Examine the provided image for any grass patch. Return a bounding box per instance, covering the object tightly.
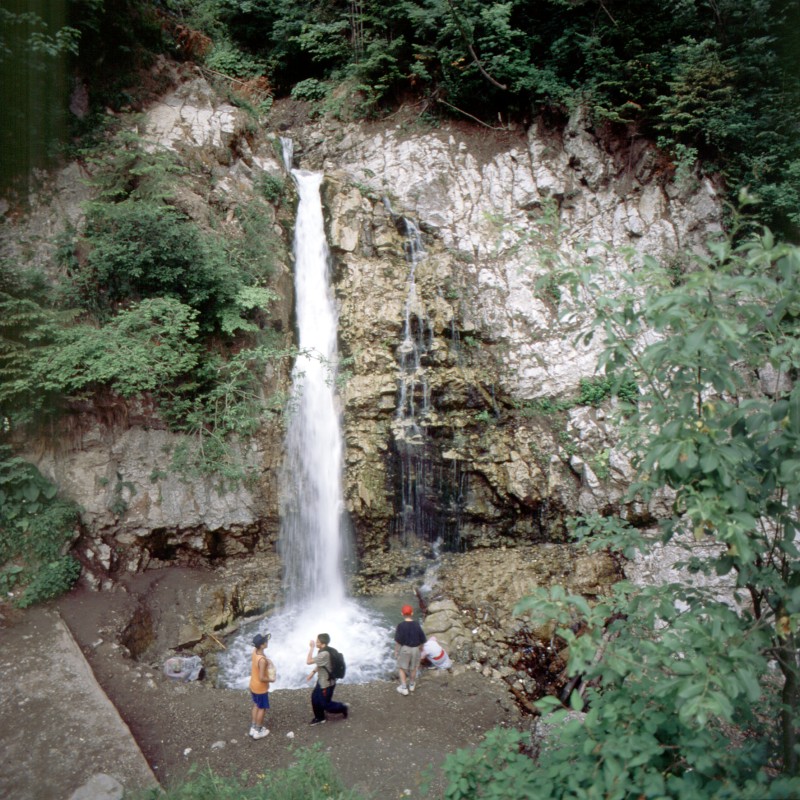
[137,745,364,800]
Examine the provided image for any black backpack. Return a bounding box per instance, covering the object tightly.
[325,646,346,681]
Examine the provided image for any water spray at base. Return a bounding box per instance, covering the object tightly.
[219,599,396,690]
[220,154,396,690]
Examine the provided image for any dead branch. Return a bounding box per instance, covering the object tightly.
[508,681,541,715]
[436,98,508,130]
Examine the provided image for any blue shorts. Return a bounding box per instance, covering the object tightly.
[251,691,270,709]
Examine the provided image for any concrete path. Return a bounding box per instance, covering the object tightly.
[0,605,159,800]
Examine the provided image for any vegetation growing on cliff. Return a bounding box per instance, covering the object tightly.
[1,129,289,466]
[3,1,799,236]
[0,447,81,607]
[442,209,800,796]
[0,121,291,600]
[157,0,799,237]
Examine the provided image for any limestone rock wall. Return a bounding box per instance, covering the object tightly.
[281,107,722,571]
[2,70,295,587]
[2,71,724,594]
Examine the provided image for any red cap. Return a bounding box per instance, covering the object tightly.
[401,605,414,616]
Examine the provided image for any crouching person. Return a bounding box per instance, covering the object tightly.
[306,633,349,724]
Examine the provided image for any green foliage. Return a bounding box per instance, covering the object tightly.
[228,199,284,283]
[290,77,330,102]
[139,744,364,799]
[256,172,286,203]
[577,376,638,408]
[0,288,71,422]
[451,582,788,800]
[0,5,80,195]
[65,199,240,332]
[0,9,80,63]
[17,557,82,608]
[2,128,288,483]
[62,131,263,336]
[7,0,798,231]
[171,0,799,234]
[83,128,187,204]
[33,298,202,399]
[511,376,637,425]
[160,339,290,484]
[346,33,409,111]
[0,289,204,423]
[441,728,539,800]
[204,39,267,78]
[444,219,800,796]
[576,376,614,407]
[516,397,570,417]
[109,473,136,517]
[294,16,351,70]
[655,38,738,148]
[0,447,81,607]
[67,134,280,336]
[588,447,610,480]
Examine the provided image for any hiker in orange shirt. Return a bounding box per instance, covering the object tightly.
[249,632,273,739]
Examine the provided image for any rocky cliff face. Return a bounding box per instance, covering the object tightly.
[283,103,721,579]
[2,67,294,588]
[2,70,722,599]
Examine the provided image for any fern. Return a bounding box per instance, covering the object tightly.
[32,298,201,398]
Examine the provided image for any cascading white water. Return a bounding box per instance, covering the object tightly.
[279,169,346,607]
[396,216,432,438]
[220,165,395,691]
[389,209,467,550]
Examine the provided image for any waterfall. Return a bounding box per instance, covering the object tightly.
[280,137,294,170]
[395,217,432,440]
[390,210,466,551]
[219,164,394,690]
[278,169,347,607]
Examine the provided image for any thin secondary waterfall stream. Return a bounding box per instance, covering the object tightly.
[390,211,466,550]
[220,167,394,690]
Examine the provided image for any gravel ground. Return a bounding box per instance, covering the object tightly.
[51,571,528,799]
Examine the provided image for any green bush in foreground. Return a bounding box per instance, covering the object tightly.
[443,212,800,798]
[139,745,363,800]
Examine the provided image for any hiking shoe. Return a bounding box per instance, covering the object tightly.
[309,717,326,726]
[251,727,269,740]
[396,685,409,696]
[409,682,416,692]
[342,704,349,719]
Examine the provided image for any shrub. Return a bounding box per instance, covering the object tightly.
[444,221,800,798]
[32,298,202,398]
[290,78,329,102]
[16,557,81,608]
[66,199,239,332]
[256,173,286,204]
[577,376,638,407]
[139,744,364,799]
[204,39,267,79]
[0,448,81,607]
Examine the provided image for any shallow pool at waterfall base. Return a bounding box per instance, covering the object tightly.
[217,596,420,690]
